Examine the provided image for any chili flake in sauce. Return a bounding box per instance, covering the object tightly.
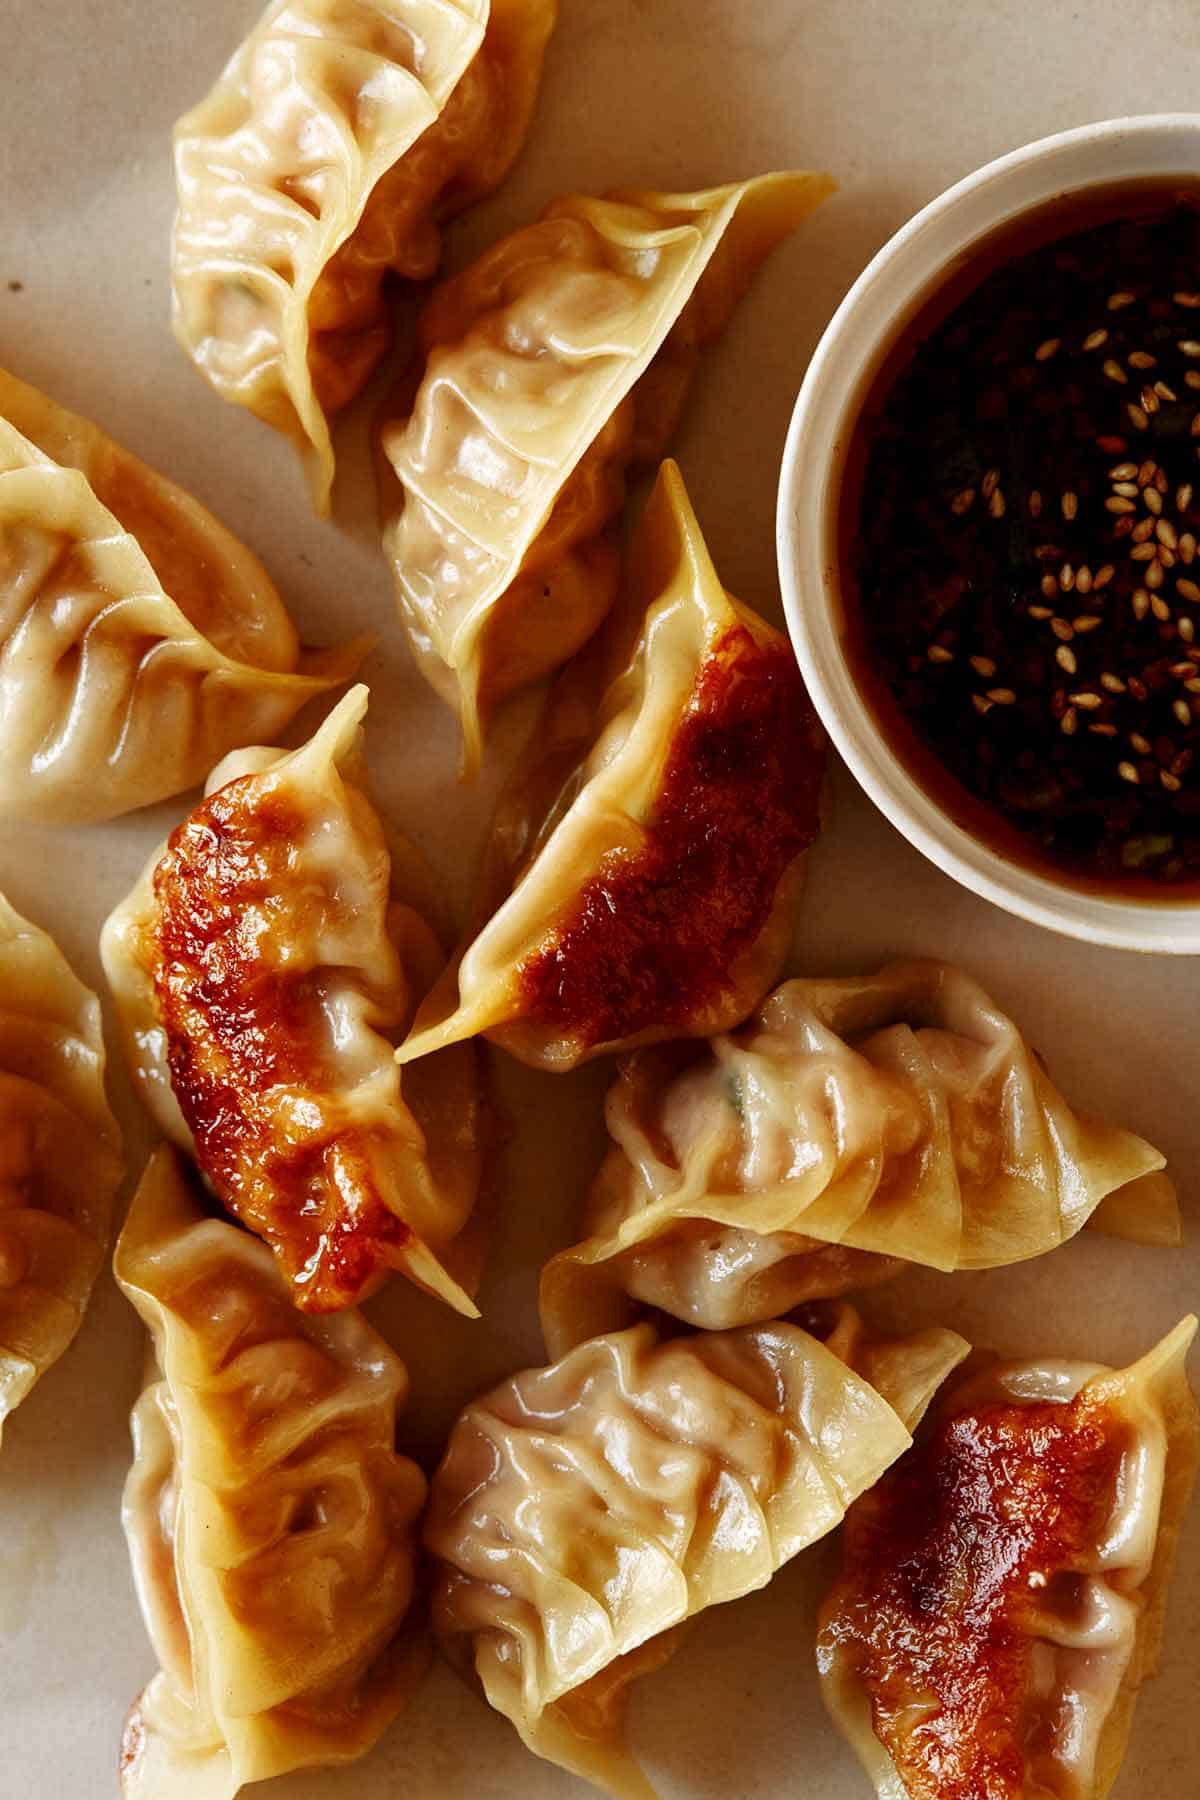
[848,193,1200,887]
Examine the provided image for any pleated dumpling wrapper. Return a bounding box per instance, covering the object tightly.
[396,461,827,1073]
[174,0,559,512]
[116,1148,428,1800]
[817,1317,1200,1800]
[426,1305,970,1800]
[0,892,123,1444]
[379,171,832,769]
[0,366,359,822]
[101,685,490,1315]
[540,959,1178,1355]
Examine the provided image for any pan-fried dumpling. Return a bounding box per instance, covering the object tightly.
[174,0,559,512]
[817,1317,1200,1800]
[116,1147,428,1800]
[379,172,832,767]
[540,961,1178,1353]
[0,891,123,1443]
[101,684,490,1315]
[426,1308,969,1800]
[0,366,358,823]
[396,461,827,1074]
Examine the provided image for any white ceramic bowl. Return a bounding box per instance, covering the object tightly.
[778,114,1200,952]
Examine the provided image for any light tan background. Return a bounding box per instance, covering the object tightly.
[1,2,1198,1796]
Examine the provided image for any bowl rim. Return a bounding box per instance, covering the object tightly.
[777,111,1200,953]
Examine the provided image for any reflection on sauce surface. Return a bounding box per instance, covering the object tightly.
[152,781,413,1313]
[820,1391,1129,1800]
[843,184,1200,893]
[515,626,825,1049]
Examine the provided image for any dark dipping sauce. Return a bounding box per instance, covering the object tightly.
[844,185,1200,890]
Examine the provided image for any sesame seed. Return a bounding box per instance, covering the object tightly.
[1171,661,1194,678]
[1161,770,1183,792]
[1028,604,1053,620]
[1181,533,1197,564]
[1181,340,1200,356]
[1175,291,1200,308]
[1035,543,1063,560]
[1132,589,1151,620]
[1073,614,1102,632]
[1178,578,1200,603]
[1097,435,1128,453]
[1094,564,1116,588]
[1040,574,1059,599]
[1089,722,1118,736]
[1129,350,1157,369]
[1145,485,1164,515]
[1186,678,1200,694]
[1129,677,1150,701]
[1083,328,1109,351]
[1130,541,1158,560]
[1069,691,1103,710]
[1060,707,1078,735]
[1109,461,1138,480]
[971,693,993,716]
[1059,564,1074,591]
[928,644,954,663]
[951,487,976,515]
[1103,358,1128,384]
[1155,380,1178,402]
[1055,644,1077,674]
[1128,404,1150,430]
[1100,672,1127,693]
[1177,484,1193,512]
[969,655,997,677]
[1028,489,1043,518]
[1132,518,1157,543]
[1181,617,1197,643]
[981,467,999,498]
[1140,384,1161,415]
[1174,698,1192,726]
[988,488,1006,519]
[1138,459,1158,485]
[1192,413,1200,437]
[1075,566,1093,595]
[1161,546,1177,569]
[987,687,1016,704]
[1117,761,1141,784]
[1130,733,1153,755]
[1106,495,1136,513]
[1061,490,1078,521]
[1189,370,1200,390]
[1147,561,1167,592]
[1112,481,1139,498]
[1108,290,1137,310]
[1050,617,1075,641]
[1156,464,1169,494]
[1035,337,1061,361]
[1151,595,1171,622]
[1157,519,1179,549]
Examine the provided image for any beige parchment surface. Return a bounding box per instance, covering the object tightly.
[1,2,1198,1797]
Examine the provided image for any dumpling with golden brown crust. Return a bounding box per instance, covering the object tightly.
[817,1318,1200,1800]
[102,684,490,1315]
[396,461,827,1074]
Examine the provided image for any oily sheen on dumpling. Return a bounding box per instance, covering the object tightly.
[174,0,558,511]
[540,960,1178,1353]
[426,1307,969,1800]
[396,461,827,1073]
[116,1148,428,1800]
[380,172,831,767]
[0,366,356,822]
[817,1317,1200,1800]
[0,891,122,1444]
[101,685,489,1315]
